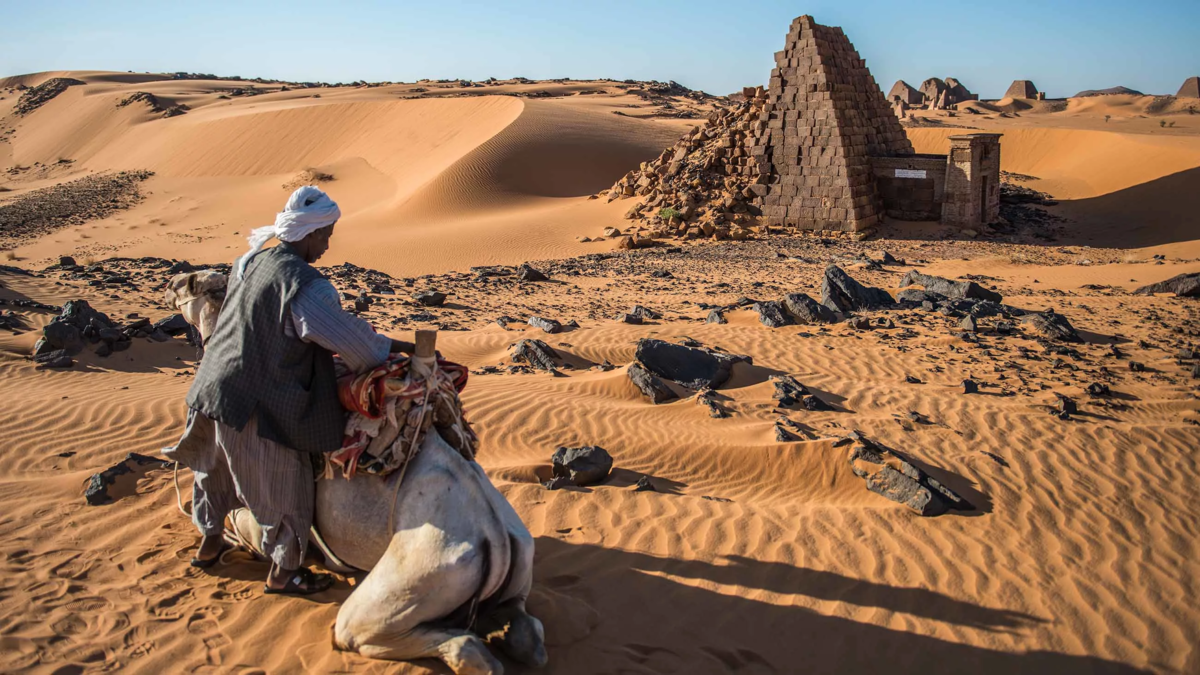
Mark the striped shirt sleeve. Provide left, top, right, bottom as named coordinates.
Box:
left=288, top=278, right=391, bottom=373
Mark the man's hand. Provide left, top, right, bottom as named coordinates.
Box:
left=389, top=339, right=415, bottom=355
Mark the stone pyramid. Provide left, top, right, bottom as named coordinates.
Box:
left=1004, top=80, right=1039, bottom=99
left=888, top=80, right=923, bottom=105
left=1178, top=77, right=1200, bottom=99
left=753, top=16, right=914, bottom=232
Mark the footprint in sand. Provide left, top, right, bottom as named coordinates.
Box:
left=625, top=643, right=683, bottom=672
left=700, top=646, right=776, bottom=675
left=23, top=579, right=70, bottom=603
left=150, top=588, right=193, bottom=620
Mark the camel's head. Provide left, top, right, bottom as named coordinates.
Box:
left=164, top=269, right=227, bottom=344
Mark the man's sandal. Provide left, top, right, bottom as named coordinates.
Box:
left=264, top=567, right=334, bottom=595
left=190, top=542, right=233, bottom=569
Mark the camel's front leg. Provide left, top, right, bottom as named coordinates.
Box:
left=348, top=623, right=502, bottom=675
left=333, top=526, right=498, bottom=674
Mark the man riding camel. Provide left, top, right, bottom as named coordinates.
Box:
left=181, top=186, right=412, bottom=594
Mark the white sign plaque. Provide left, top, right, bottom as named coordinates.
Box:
left=895, top=169, right=927, bottom=179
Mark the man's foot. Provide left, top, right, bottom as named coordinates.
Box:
left=264, top=567, right=334, bottom=595
left=190, top=534, right=230, bottom=569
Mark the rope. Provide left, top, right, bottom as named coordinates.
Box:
left=386, top=362, right=435, bottom=535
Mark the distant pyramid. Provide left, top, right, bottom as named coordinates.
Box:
left=1178, top=77, right=1200, bottom=98
left=920, top=78, right=947, bottom=104
left=755, top=15, right=913, bottom=232
left=888, top=80, right=923, bottom=105
left=944, top=78, right=977, bottom=103
left=1004, top=80, right=1040, bottom=99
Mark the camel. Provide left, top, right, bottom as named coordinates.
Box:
left=166, top=270, right=546, bottom=674
left=164, top=269, right=227, bottom=346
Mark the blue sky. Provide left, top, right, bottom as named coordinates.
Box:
left=2, top=0, right=1196, bottom=98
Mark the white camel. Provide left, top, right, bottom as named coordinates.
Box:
left=166, top=270, right=546, bottom=675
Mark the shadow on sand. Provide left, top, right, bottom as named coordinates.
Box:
left=527, top=537, right=1152, bottom=674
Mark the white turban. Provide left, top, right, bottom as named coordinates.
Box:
left=237, top=185, right=341, bottom=278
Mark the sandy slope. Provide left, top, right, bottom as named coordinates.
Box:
left=2, top=71, right=1200, bottom=674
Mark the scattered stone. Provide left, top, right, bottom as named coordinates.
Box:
left=820, top=264, right=895, bottom=314
left=84, top=452, right=171, bottom=505
left=847, top=437, right=972, bottom=516
left=628, top=363, right=678, bottom=404
left=1085, top=382, right=1111, bottom=397
left=771, top=375, right=809, bottom=406
left=634, top=338, right=746, bottom=389
left=847, top=316, right=872, bottom=330
left=899, top=270, right=1003, bottom=303
left=0, top=171, right=155, bottom=244
left=696, top=389, right=729, bottom=418
left=904, top=374, right=922, bottom=384
left=354, top=290, right=373, bottom=313
left=801, top=394, right=832, bottom=411
left=551, top=446, right=613, bottom=486
left=627, top=305, right=662, bottom=321
left=705, top=308, right=727, bottom=324
left=959, top=315, right=977, bottom=332
left=633, top=476, right=657, bottom=492
left=528, top=316, right=563, bottom=333
left=1054, top=394, right=1078, bottom=419
left=897, top=289, right=948, bottom=305
left=1134, top=273, right=1200, bottom=298
left=511, top=339, right=559, bottom=371
left=1021, top=310, right=1081, bottom=342
left=1129, top=361, right=1146, bottom=372
left=962, top=379, right=979, bottom=394
left=782, top=292, right=836, bottom=324
left=751, top=300, right=792, bottom=328
left=517, top=264, right=548, bottom=282
left=15, top=77, right=85, bottom=116
left=413, top=290, right=447, bottom=307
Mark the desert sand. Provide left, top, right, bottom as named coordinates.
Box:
left=1, top=71, right=1199, bottom=674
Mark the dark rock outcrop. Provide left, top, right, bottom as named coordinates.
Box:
left=751, top=300, right=791, bottom=328
left=528, top=316, right=563, bottom=333
left=85, top=452, right=171, bottom=505
left=1021, top=310, right=1081, bottom=342
left=1134, top=273, right=1200, bottom=298
left=820, top=265, right=894, bottom=314
left=771, top=375, right=809, bottom=406
left=899, top=270, right=1002, bottom=303
left=634, top=338, right=745, bottom=390
left=782, top=292, right=836, bottom=324
left=414, top=290, right=447, bottom=307
left=511, top=339, right=559, bottom=371
left=628, top=363, right=678, bottom=404
left=847, top=437, right=972, bottom=516
left=552, top=446, right=613, bottom=486
left=517, top=264, right=548, bottom=282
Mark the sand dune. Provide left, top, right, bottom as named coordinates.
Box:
left=3, top=69, right=1200, bottom=674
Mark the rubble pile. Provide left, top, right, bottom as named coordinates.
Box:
left=603, top=87, right=771, bottom=245
left=0, top=171, right=155, bottom=243
left=14, top=77, right=86, bottom=116
left=117, top=91, right=189, bottom=118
